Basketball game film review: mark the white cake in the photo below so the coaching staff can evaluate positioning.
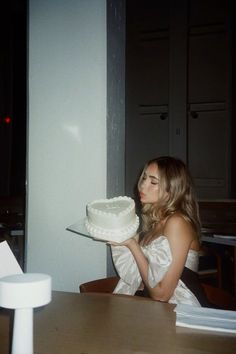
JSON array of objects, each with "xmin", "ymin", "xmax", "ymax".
[{"xmin": 85, "ymin": 196, "xmax": 139, "ymax": 242}]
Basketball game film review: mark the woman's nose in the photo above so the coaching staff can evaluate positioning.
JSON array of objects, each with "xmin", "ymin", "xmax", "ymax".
[{"xmin": 140, "ymin": 179, "xmax": 147, "ymax": 190}]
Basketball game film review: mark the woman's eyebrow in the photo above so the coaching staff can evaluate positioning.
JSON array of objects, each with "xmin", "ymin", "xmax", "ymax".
[{"xmin": 148, "ymin": 174, "xmax": 159, "ymax": 180}]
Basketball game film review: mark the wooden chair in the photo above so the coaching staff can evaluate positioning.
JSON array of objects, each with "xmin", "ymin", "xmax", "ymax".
[
  {"xmin": 198, "ymin": 245, "xmax": 222, "ymax": 288},
  {"xmin": 79, "ymin": 276, "xmax": 119, "ymax": 294},
  {"xmin": 80, "ymin": 276, "xmax": 236, "ymax": 310},
  {"xmin": 201, "ymin": 283, "xmax": 236, "ymax": 311}
]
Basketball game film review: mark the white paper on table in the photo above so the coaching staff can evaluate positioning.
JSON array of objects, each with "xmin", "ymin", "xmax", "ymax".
[
  {"xmin": 174, "ymin": 304, "xmax": 236, "ymax": 334},
  {"xmin": 0, "ymin": 241, "xmax": 23, "ymax": 278}
]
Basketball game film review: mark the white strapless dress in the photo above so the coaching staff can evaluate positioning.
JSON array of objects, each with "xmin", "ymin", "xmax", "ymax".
[{"xmin": 111, "ymin": 236, "xmax": 201, "ymax": 306}]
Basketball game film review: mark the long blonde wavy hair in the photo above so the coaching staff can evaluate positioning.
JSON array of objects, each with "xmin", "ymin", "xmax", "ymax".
[{"xmin": 137, "ymin": 156, "xmax": 201, "ymax": 245}]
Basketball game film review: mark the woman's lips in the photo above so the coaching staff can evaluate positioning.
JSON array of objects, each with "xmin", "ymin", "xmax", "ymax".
[{"xmin": 139, "ymin": 192, "xmax": 145, "ymax": 199}]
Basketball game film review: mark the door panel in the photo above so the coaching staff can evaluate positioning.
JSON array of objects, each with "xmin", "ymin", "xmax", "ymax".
[
  {"xmin": 125, "ymin": 0, "xmax": 233, "ymax": 200},
  {"xmin": 188, "ymin": 108, "xmax": 230, "ymax": 198},
  {"xmin": 189, "ymin": 0, "xmax": 227, "ymax": 25},
  {"xmin": 126, "ymin": 26, "xmax": 169, "ymax": 196},
  {"xmin": 136, "ymin": 41, "xmax": 169, "ymax": 105},
  {"xmin": 187, "ymin": 1, "xmax": 231, "ymax": 198},
  {"xmin": 188, "ymin": 31, "xmax": 228, "ymax": 103},
  {"xmin": 126, "ymin": 108, "xmax": 169, "ymax": 196}
]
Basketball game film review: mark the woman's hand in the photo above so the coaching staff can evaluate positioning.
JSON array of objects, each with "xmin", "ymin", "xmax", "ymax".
[{"xmin": 107, "ymin": 236, "xmax": 137, "ymax": 248}]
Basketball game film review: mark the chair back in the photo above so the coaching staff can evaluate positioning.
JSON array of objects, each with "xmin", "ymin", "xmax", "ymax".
[
  {"xmin": 79, "ymin": 276, "xmax": 236, "ymax": 311},
  {"xmin": 201, "ymin": 283, "xmax": 236, "ymax": 311},
  {"xmin": 79, "ymin": 276, "xmax": 119, "ymax": 293}
]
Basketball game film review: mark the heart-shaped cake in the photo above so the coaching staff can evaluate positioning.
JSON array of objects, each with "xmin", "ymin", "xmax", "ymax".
[{"xmin": 85, "ymin": 196, "xmax": 139, "ymax": 242}]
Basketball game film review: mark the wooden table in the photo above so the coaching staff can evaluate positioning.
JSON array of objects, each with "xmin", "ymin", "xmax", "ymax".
[{"xmin": 0, "ymin": 292, "xmax": 236, "ymax": 354}]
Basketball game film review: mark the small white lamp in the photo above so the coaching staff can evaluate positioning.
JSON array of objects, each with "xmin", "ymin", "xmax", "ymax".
[{"xmin": 0, "ymin": 273, "xmax": 51, "ymax": 354}]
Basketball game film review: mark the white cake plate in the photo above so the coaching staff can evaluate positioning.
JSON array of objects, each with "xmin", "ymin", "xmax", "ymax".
[
  {"xmin": 66, "ymin": 218, "xmax": 98, "ymax": 239},
  {"xmin": 66, "ymin": 218, "xmax": 138, "ymax": 243}
]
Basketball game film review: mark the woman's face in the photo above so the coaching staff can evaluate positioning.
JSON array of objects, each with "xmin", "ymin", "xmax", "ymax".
[{"xmin": 138, "ymin": 162, "xmax": 160, "ymax": 204}]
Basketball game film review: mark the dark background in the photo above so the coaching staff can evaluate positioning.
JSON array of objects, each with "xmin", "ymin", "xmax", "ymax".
[
  {"xmin": 0, "ymin": 0, "xmax": 27, "ymax": 197},
  {"xmin": 0, "ymin": 0, "xmax": 235, "ymax": 199}
]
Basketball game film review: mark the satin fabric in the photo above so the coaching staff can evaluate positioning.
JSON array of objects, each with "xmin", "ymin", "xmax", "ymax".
[{"xmin": 111, "ymin": 236, "xmax": 201, "ymax": 306}]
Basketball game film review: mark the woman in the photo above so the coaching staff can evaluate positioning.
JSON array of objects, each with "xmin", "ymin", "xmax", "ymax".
[{"xmin": 111, "ymin": 156, "xmax": 209, "ymax": 306}]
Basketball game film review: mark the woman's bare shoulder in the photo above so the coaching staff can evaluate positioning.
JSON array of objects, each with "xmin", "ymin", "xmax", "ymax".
[
  {"xmin": 163, "ymin": 213, "xmax": 195, "ymax": 242},
  {"xmin": 165, "ymin": 213, "xmax": 190, "ymax": 228}
]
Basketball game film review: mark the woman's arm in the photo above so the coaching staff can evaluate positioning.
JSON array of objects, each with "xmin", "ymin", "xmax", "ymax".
[
  {"xmin": 113, "ymin": 215, "xmax": 195, "ymax": 301},
  {"xmin": 149, "ymin": 215, "xmax": 195, "ymax": 301}
]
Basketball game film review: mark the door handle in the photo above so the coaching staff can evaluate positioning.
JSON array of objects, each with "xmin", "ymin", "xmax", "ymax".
[
  {"xmin": 190, "ymin": 111, "xmax": 198, "ymax": 119},
  {"xmin": 160, "ymin": 113, "xmax": 168, "ymax": 120}
]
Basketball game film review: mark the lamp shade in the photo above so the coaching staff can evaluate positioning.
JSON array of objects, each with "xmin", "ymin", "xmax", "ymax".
[{"xmin": 0, "ymin": 273, "xmax": 51, "ymax": 309}]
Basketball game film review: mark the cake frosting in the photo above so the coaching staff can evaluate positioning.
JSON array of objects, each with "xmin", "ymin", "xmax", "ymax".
[{"xmin": 85, "ymin": 196, "xmax": 139, "ymax": 242}]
